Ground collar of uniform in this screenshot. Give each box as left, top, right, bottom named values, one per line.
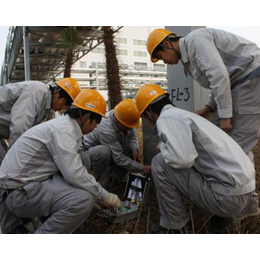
left=161, top=104, right=174, bottom=114
left=110, top=110, right=120, bottom=132
left=66, top=115, right=83, bottom=140
left=179, top=38, right=188, bottom=63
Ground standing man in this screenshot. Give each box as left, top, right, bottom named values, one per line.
left=83, top=99, right=151, bottom=187
left=0, top=89, right=121, bottom=234
left=0, top=78, right=81, bottom=165
left=146, top=28, right=260, bottom=158
left=135, top=84, right=259, bottom=234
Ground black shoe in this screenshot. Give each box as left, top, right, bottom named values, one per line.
left=9, top=225, right=31, bottom=234
left=150, top=224, right=192, bottom=234
left=210, top=216, right=234, bottom=234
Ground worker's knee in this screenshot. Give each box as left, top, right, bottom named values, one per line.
left=73, top=189, right=94, bottom=216
left=98, top=145, right=111, bottom=159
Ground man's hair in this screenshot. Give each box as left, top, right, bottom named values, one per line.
left=144, top=95, right=173, bottom=116
left=49, top=85, right=73, bottom=106
left=65, top=107, right=102, bottom=124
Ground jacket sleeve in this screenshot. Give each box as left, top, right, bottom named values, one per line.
left=157, top=116, right=198, bottom=169
left=126, top=129, right=140, bottom=152
left=188, top=34, right=233, bottom=118
left=48, top=131, right=109, bottom=201
left=9, top=88, right=46, bottom=146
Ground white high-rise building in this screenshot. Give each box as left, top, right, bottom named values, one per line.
left=70, top=26, right=167, bottom=99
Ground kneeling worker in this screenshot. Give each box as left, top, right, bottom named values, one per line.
left=82, top=99, right=151, bottom=187
left=0, top=89, right=121, bottom=234
left=135, top=84, right=259, bottom=234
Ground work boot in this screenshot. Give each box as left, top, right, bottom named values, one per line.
left=210, top=216, right=234, bottom=233
left=150, top=222, right=192, bottom=234
left=8, top=224, right=31, bottom=234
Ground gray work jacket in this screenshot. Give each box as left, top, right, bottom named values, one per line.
left=157, top=104, right=255, bottom=196
left=83, top=110, right=143, bottom=171
left=0, top=81, right=52, bottom=146
left=179, top=28, right=260, bottom=118
left=0, top=115, right=109, bottom=201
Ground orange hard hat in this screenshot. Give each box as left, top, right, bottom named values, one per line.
left=56, top=78, right=81, bottom=100
left=72, top=89, right=106, bottom=117
left=146, top=28, right=177, bottom=63
left=135, top=84, right=169, bottom=115
left=114, top=99, right=140, bottom=128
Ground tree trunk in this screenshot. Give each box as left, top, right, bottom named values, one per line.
left=103, top=26, right=122, bottom=109
left=63, top=48, right=73, bottom=78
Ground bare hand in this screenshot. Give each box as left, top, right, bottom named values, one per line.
left=141, top=165, right=151, bottom=175
left=220, top=118, right=233, bottom=132
left=196, top=106, right=212, bottom=118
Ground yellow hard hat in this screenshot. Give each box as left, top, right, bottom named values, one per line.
left=114, top=99, right=140, bottom=128
left=146, top=28, right=177, bottom=63
left=135, top=84, right=169, bottom=115
left=56, top=78, right=81, bottom=100
left=72, top=89, right=106, bottom=117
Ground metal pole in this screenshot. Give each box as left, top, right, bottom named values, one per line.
left=95, top=62, right=99, bottom=91
left=23, top=26, right=30, bottom=81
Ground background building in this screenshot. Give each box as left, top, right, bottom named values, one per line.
left=69, top=26, right=167, bottom=99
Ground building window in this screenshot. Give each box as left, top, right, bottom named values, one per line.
left=90, top=62, right=106, bottom=69
left=134, top=62, right=147, bottom=70
left=133, top=39, right=146, bottom=46
left=118, top=49, right=128, bottom=55
left=153, top=64, right=166, bottom=71
left=92, top=48, right=105, bottom=54
left=79, top=61, right=86, bottom=68
left=134, top=51, right=147, bottom=57
left=115, top=37, right=127, bottom=44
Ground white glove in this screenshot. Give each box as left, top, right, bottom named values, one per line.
left=105, top=193, right=122, bottom=208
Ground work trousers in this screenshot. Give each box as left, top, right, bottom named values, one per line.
left=0, top=173, right=94, bottom=234
left=82, top=145, right=134, bottom=188
left=81, top=145, right=111, bottom=188
left=151, top=153, right=259, bottom=230
left=213, top=76, right=260, bottom=155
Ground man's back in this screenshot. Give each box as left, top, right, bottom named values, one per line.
left=157, top=105, right=255, bottom=196
left=0, top=81, right=51, bottom=145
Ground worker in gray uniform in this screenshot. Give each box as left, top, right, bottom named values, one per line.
left=0, top=89, right=121, bottom=234
left=82, top=99, right=151, bottom=187
left=0, top=78, right=81, bottom=165
left=135, top=84, right=260, bottom=234
left=146, top=28, right=260, bottom=159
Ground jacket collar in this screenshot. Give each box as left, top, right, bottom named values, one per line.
left=179, top=38, right=188, bottom=64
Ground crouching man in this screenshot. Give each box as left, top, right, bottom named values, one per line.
left=135, top=84, right=259, bottom=234
left=82, top=99, right=151, bottom=187
left=0, top=89, right=121, bottom=234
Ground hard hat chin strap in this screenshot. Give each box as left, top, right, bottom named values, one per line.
left=144, top=106, right=156, bottom=125
left=162, top=39, right=181, bottom=60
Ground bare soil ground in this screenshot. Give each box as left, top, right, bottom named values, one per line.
left=74, top=124, right=260, bottom=234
